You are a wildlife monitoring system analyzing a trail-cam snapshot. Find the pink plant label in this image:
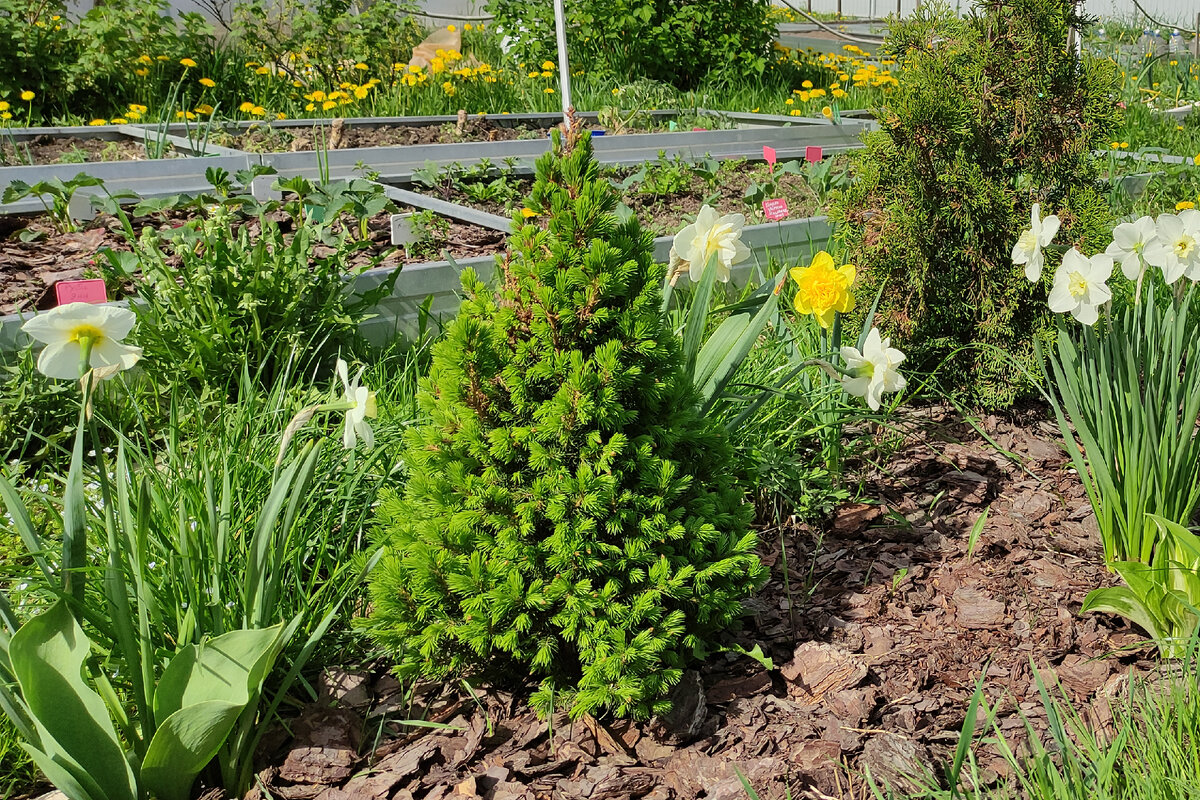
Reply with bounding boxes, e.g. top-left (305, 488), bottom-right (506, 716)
top-left (55, 279), bottom-right (108, 306)
top-left (805, 145), bottom-right (824, 163)
top-left (763, 146), bottom-right (777, 172)
top-left (762, 198), bottom-right (790, 221)
top-left (692, 127), bottom-right (708, 132)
